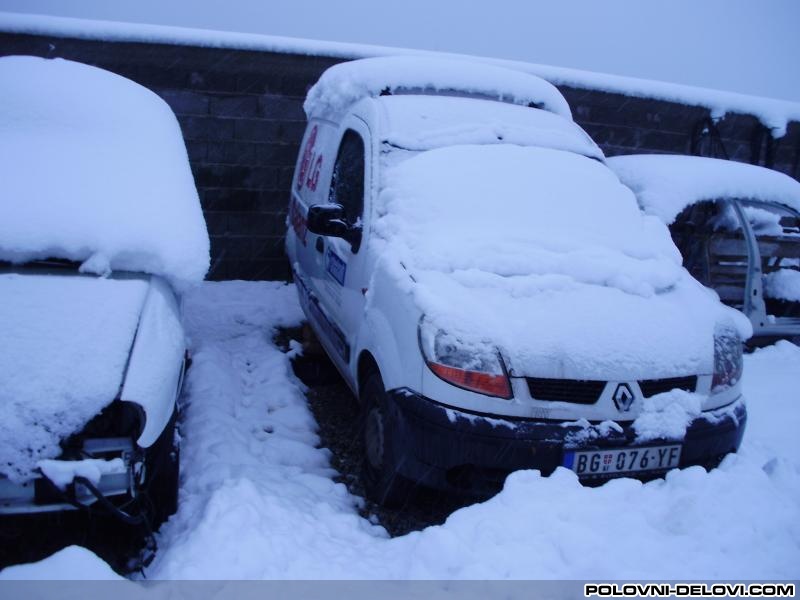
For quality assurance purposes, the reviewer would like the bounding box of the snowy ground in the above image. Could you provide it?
[2,280,799,580]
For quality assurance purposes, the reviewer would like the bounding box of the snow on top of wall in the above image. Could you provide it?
[608,154,800,224]
[1,11,799,136]
[0,55,209,287]
[303,56,572,120]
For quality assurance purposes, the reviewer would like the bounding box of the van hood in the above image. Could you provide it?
[375,144,751,380]
[0,270,150,482]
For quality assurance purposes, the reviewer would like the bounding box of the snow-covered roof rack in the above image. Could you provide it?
[302,56,573,121]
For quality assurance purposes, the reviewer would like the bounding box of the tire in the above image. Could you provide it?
[360,371,416,508]
[142,409,179,529]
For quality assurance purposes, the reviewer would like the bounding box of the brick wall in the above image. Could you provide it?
[1,32,798,280]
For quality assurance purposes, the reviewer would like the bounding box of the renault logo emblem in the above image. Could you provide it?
[613,383,635,412]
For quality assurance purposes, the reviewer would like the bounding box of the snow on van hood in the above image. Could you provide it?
[0,56,210,288]
[375,145,751,379]
[608,154,800,224]
[0,271,149,483]
[305,56,572,121]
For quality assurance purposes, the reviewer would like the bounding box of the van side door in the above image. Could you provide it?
[310,117,373,378]
[287,119,336,314]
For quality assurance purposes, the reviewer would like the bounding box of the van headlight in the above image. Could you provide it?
[418,318,512,399]
[712,326,743,392]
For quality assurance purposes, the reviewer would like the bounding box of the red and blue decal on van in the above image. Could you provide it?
[296,125,324,192]
[289,197,308,246]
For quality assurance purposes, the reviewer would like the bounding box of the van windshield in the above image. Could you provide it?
[377,143,682,297]
[377,95,604,160]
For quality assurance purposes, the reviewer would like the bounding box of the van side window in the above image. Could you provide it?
[329,130,365,229]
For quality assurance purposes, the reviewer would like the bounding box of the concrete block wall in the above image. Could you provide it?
[1,32,798,280]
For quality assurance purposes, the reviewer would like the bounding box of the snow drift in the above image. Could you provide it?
[608,154,800,224]
[0,56,209,286]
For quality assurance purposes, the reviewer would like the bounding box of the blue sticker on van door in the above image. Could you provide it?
[326,248,347,286]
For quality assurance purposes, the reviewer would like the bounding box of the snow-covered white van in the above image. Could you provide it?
[609,154,800,343]
[287,57,749,505]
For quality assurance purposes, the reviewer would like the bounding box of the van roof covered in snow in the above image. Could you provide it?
[376,95,603,160]
[0,56,210,287]
[608,154,800,224]
[303,56,573,122]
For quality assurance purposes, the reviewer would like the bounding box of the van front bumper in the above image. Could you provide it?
[387,388,747,495]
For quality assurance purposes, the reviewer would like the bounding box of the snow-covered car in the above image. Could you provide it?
[609,154,800,343]
[287,57,750,505]
[0,57,209,526]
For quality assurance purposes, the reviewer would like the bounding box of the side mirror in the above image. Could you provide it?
[307,204,362,252]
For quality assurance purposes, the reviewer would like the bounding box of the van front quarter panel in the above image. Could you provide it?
[355,259,425,396]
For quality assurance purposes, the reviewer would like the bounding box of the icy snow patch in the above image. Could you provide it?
[764,269,800,302]
[304,56,572,121]
[608,154,800,225]
[37,458,125,490]
[0,56,209,287]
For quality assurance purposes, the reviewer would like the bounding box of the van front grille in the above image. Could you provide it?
[525,378,605,405]
[638,376,697,397]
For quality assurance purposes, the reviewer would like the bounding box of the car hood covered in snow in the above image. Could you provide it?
[374,144,751,380]
[0,270,150,483]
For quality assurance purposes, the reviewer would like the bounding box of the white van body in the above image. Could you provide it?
[286,57,749,503]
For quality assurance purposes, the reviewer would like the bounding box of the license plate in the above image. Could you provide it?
[563,445,682,477]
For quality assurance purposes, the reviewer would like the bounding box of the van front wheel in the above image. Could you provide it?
[361,372,416,508]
